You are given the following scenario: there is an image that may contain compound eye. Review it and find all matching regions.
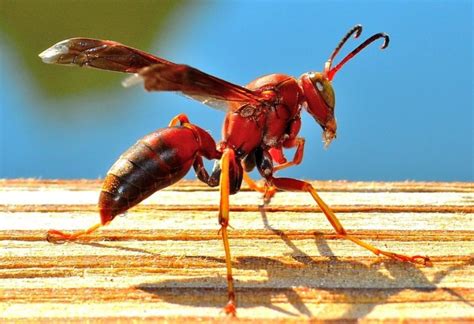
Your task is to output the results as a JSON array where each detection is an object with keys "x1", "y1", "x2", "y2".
[
  {"x1": 315, "y1": 81, "x2": 324, "y2": 92},
  {"x1": 309, "y1": 73, "x2": 335, "y2": 109}
]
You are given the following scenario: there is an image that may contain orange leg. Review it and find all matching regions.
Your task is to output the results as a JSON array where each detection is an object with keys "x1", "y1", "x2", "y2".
[
  {"x1": 218, "y1": 148, "x2": 237, "y2": 316},
  {"x1": 242, "y1": 172, "x2": 276, "y2": 204},
  {"x1": 273, "y1": 138, "x2": 305, "y2": 172},
  {"x1": 271, "y1": 177, "x2": 431, "y2": 266},
  {"x1": 46, "y1": 222, "x2": 105, "y2": 243}
]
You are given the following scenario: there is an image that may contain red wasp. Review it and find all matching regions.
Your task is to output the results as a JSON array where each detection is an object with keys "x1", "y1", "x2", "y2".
[{"x1": 40, "y1": 25, "x2": 430, "y2": 316}]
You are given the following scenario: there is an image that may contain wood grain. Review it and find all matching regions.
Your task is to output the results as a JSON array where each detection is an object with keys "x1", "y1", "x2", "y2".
[{"x1": 0, "y1": 179, "x2": 473, "y2": 322}]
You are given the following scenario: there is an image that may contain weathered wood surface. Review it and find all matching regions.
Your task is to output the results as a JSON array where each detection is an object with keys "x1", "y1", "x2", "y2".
[{"x1": 1, "y1": 179, "x2": 473, "y2": 322}]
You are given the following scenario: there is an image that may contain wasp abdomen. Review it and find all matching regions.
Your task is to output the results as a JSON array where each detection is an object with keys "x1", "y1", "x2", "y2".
[{"x1": 99, "y1": 127, "x2": 199, "y2": 224}]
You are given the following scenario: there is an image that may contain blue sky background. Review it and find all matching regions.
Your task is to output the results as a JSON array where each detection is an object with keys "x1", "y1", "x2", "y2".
[{"x1": 0, "y1": 1, "x2": 472, "y2": 181}]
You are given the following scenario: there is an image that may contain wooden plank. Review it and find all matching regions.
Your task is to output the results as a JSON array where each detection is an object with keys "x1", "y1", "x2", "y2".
[
  {"x1": 0, "y1": 179, "x2": 473, "y2": 322},
  {"x1": 1, "y1": 178, "x2": 472, "y2": 192}
]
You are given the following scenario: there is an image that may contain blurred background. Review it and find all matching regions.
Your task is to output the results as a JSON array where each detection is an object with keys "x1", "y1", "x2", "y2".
[{"x1": 0, "y1": 0, "x2": 472, "y2": 181}]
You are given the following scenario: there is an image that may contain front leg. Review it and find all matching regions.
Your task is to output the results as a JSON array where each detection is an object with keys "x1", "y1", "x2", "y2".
[
  {"x1": 269, "y1": 116, "x2": 304, "y2": 173},
  {"x1": 272, "y1": 137, "x2": 305, "y2": 172}
]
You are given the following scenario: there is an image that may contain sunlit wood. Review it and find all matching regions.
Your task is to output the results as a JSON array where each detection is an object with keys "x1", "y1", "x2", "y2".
[{"x1": 1, "y1": 179, "x2": 473, "y2": 321}]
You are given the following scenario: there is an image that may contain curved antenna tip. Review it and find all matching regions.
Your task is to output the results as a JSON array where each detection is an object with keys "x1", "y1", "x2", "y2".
[
  {"x1": 353, "y1": 24, "x2": 363, "y2": 38},
  {"x1": 327, "y1": 30, "x2": 390, "y2": 80},
  {"x1": 380, "y1": 33, "x2": 390, "y2": 49},
  {"x1": 326, "y1": 24, "x2": 365, "y2": 73}
]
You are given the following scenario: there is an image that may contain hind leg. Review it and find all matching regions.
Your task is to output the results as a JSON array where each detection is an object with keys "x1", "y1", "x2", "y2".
[
  {"x1": 46, "y1": 222, "x2": 104, "y2": 243},
  {"x1": 270, "y1": 176, "x2": 431, "y2": 266}
]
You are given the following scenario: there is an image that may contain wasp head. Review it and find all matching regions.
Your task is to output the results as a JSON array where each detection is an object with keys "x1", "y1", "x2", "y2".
[
  {"x1": 301, "y1": 72, "x2": 336, "y2": 147},
  {"x1": 300, "y1": 24, "x2": 389, "y2": 148}
]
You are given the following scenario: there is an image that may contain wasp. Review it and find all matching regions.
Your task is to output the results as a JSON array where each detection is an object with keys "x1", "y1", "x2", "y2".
[{"x1": 40, "y1": 25, "x2": 430, "y2": 316}]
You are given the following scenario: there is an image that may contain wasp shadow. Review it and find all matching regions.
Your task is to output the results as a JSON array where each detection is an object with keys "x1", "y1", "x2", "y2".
[
  {"x1": 135, "y1": 250, "x2": 440, "y2": 319},
  {"x1": 133, "y1": 206, "x2": 470, "y2": 319},
  {"x1": 65, "y1": 205, "x2": 470, "y2": 318},
  {"x1": 76, "y1": 241, "x2": 159, "y2": 256}
]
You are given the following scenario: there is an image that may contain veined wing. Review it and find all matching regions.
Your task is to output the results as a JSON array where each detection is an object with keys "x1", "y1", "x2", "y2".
[
  {"x1": 123, "y1": 63, "x2": 264, "y2": 111},
  {"x1": 40, "y1": 38, "x2": 264, "y2": 111}
]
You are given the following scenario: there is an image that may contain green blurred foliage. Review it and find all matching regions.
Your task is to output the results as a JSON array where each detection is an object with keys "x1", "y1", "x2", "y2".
[{"x1": 0, "y1": 0, "x2": 188, "y2": 97}]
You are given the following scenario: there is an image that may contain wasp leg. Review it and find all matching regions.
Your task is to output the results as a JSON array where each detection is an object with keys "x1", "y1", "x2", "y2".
[
  {"x1": 46, "y1": 222, "x2": 105, "y2": 243},
  {"x1": 242, "y1": 172, "x2": 276, "y2": 204},
  {"x1": 269, "y1": 116, "x2": 302, "y2": 172},
  {"x1": 218, "y1": 148, "x2": 237, "y2": 316},
  {"x1": 268, "y1": 146, "x2": 287, "y2": 165},
  {"x1": 168, "y1": 113, "x2": 190, "y2": 127},
  {"x1": 271, "y1": 177, "x2": 432, "y2": 266},
  {"x1": 273, "y1": 137, "x2": 305, "y2": 172},
  {"x1": 192, "y1": 156, "x2": 219, "y2": 187}
]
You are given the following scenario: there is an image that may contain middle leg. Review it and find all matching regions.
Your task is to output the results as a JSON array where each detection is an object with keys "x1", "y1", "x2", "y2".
[{"x1": 242, "y1": 172, "x2": 276, "y2": 204}]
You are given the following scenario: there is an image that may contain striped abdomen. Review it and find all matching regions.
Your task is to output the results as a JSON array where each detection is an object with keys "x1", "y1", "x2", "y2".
[{"x1": 98, "y1": 126, "x2": 201, "y2": 224}]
